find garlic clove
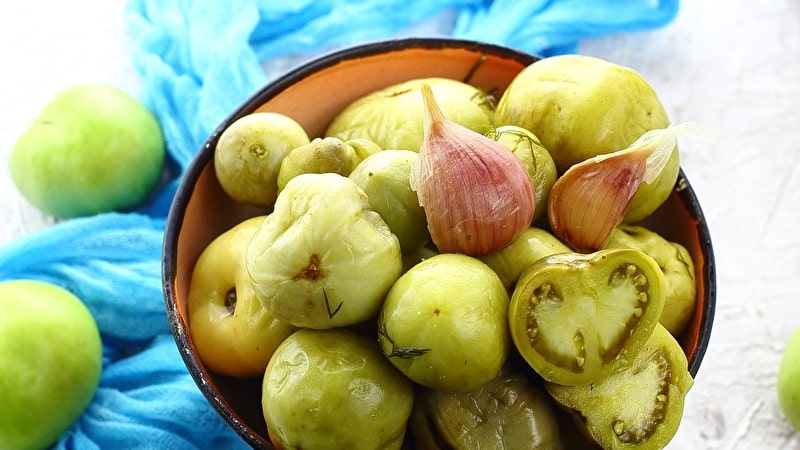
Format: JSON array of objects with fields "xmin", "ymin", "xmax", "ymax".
[
  {"xmin": 548, "ymin": 150, "xmax": 648, "ymax": 253},
  {"xmin": 411, "ymin": 84, "xmax": 535, "ymax": 257},
  {"xmin": 548, "ymin": 121, "xmax": 721, "ymax": 253}
]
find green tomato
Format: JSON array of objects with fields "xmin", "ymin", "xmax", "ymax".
[
  {"xmin": 349, "ymin": 149, "xmax": 430, "ymax": 253},
  {"xmin": 377, "ymin": 253, "xmax": 510, "ymax": 392},
  {"xmin": 509, "ymin": 248, "xmax": 666, "ymax": 386},
  {"xmin": 494, "ymin": 55, "xmax": 678, "ymax": 222},
  {"xmin": 9, "ymin": 83, "xmax": 165, "ymax": 218},
  {"xmin": 480, "ymin": 226, "xmax": 570, "ymax": 291},
  {"xmin": 546, "ymin": 324, "xmax": 694, "ymax": 450},
  {"xmin": 326, "ymin": 77, "xmax": 495, "ymax": 152},
  {"xmin": 215, "ymin": 112, "xmax": 310, "ymax": 208},
  {"xmin": 276, "ymin": 136, "xmax": 362, "ymax": 192},
  {"xmin": 778, "ymin": 325, "xmax": 800, "ymax": 431},
  {"xmin": 188, "ymin": 216, "xmax": 297, "ymax": 378},
  {"xmin": 263, "ymin": 328, "xmax": 414, "ymax": 450},
  {"xmin": 486, "ymin": 125, "xmax": 558, "ymax": 223},
  {"xmin": 246, "ymin": 173, "xmax": 402, "ymax": 329},
  {"xmin": 0, "ymin": 279, "xmax": 103, "ymax": 450},
  {"xmin": 409, "ymin": 368, "xmax": 563, "ymax": 449}
]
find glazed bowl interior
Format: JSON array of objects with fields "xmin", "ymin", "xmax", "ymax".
[{"xmin": 162, "ymin": 38, "xmax": 715, "ymax": 449}]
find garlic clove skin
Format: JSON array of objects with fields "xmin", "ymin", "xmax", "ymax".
[{"xmin": 411, "ymin": 84, "xmax": 535, "ymax": 257}]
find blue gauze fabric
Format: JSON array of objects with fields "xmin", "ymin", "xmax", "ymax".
[{"xmin": 0, "ymin": 1, "xmax": 677, "ymax": 448}]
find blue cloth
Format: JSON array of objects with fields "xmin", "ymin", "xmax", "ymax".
[{"xmin": 0, "ymin": 1, "xmax": 678, "ymax": 448}]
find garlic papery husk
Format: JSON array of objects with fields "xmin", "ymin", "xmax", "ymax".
[
  {"xmin": 548, "ymin": 121, "xmax": 721, "ymax": 253},
  {"xmin": 410, "ymin": 84, "xmax": 535, "ymax": 257}
]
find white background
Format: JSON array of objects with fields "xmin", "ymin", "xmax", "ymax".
[{"xmin": 1, "ymin": 1, "xmax": 800, "ymax": 449}]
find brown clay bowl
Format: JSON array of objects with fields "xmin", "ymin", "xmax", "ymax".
[{"xmin": 162, "ymin": 37, "xmax": 716, "ymax": 449}]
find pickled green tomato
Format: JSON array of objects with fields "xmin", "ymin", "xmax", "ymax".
[
  {"xmin": 377, "ymin": 253, "xmax": 510, "ymax": 392},
  {"xmin": 188, "ymin": 216, "xmax": 296, "ymax": 378},
  {"xmin": 494, "ymin": 55, "xmax": 678, "ymax": 222},
  {"xmin": 778, "ymin": 325, "xmax": 800, "ymax": 432},
  {"xmin": 214, "ymin": 112, "xmax": 310, "ymax": 208},
  {"xmin": 486, "ymin": 125, "xmax": 557, "ymax": 223},
  {"xmin": 276, "ymin": 136, "xmax": 365, "ymax": 192},
  {"xmin": 262, "ymin": 328, "xmax": 414, "ymax": 450},
  {"xmin": 349, "ymin": 149, "xmax": 430, "ymax": 253},
  {"xmin": 325, "ymin": 77, "xmax": 495, "ymax": 152},
  {"xmin": 246, "ymin": 173, "xmax": 402, "ymax": 329},
  {"xmin": 480, "ymin": 227, "xmax": 570, "ymax": 291},
  {"xmin": 509, "ymin": 248, "xmax": 666, "ymax": 386},
  {"xmin": 546, "ymin": 324, "xmax": 694, "ymax": 450},
  {"xmin": 605, "ymin": 225, "xmax": 697, "ymax": 336},
  {"xmin": 409, "ymin": 370, "xmax": 563, "ymax": 450}
]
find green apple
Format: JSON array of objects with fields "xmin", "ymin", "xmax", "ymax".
[
  {"xmin": 188, "ymin": 216, "xmax": 297, "ymax": 378},
  {"xmin": 0, "ymin": 279, "xmax": 103, "ymax": 450},
  {"xmin": 8, "ymin": 83, "xmax": 166, "ymax": 218},
  {"xmin": 778, "ymin": 325, "xmax": 800, "ymax": 432}
]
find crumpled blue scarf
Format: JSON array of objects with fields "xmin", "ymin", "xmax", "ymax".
[{"xmin": 0, "ymin": 1, "xmax": 678, "ymax": 448}]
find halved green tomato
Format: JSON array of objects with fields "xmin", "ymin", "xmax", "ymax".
[
  {"xmin": 509, "ymin": 248, "xmax": 665, "ymax": 386},
  {"xmin": 545, "ymin": 323, "xmax": 693, "ymax": 449}
]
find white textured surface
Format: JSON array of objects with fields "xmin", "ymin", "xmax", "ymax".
[{"xmin": 2, "ymin": 1, "xmax": 800, "ymax": 448}]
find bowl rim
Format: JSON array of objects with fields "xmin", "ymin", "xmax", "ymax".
[{"xmin": 162, "ymin": 36, "xmax": 716, "ymax": 449}]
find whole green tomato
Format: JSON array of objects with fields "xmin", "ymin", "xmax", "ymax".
[
  {"xmin": 262, "ymin": 328, "xmax": 414, "ymax": 450},
  {"xmin": 246, "ymin": 173, "xmax": 402, "ymax": 329},
  {"xmin": 326, "ymin": 77, "xmax": 495, "ymax": 152},
  {"xmin": 276, "ymin": 136, "xmax": 362, "ymax": 192},
  {"xmin": 377, "ymin": 253, "xmax": 510, "ymax": 392},
  {"xmin": 349, "ymin": 149, "xmax": 430, "ymax": 253},
  {"xmin": 778, "ymin": 325, "xmax": 800, "ymax": 431},
  {"xmin": 9, "ymin": 83, "xmax": 165, "ymax": 218},
  {"xmin": 0, "ymin": 279, "xmax": 103, "ymax": 450},
  {"xmin": 215, "ymin": 112, "xmax": 310, "ymax": 208},
  {"xmin": 188, "ymin": 216, "xmax": 297, "ymax": 378}
]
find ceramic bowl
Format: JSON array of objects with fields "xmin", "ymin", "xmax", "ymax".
[{"xmin": 162, "ymin": 37, "xmax": 716, "ymax": 449}]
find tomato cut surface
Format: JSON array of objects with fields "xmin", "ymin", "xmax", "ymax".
[
  {"xmin": 508, "ymin": 248, "xmax": 666, "ymax": 386},
  {"xmin": 546, "ymin": 324, "xmax": 693, "ymax": 449}
]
